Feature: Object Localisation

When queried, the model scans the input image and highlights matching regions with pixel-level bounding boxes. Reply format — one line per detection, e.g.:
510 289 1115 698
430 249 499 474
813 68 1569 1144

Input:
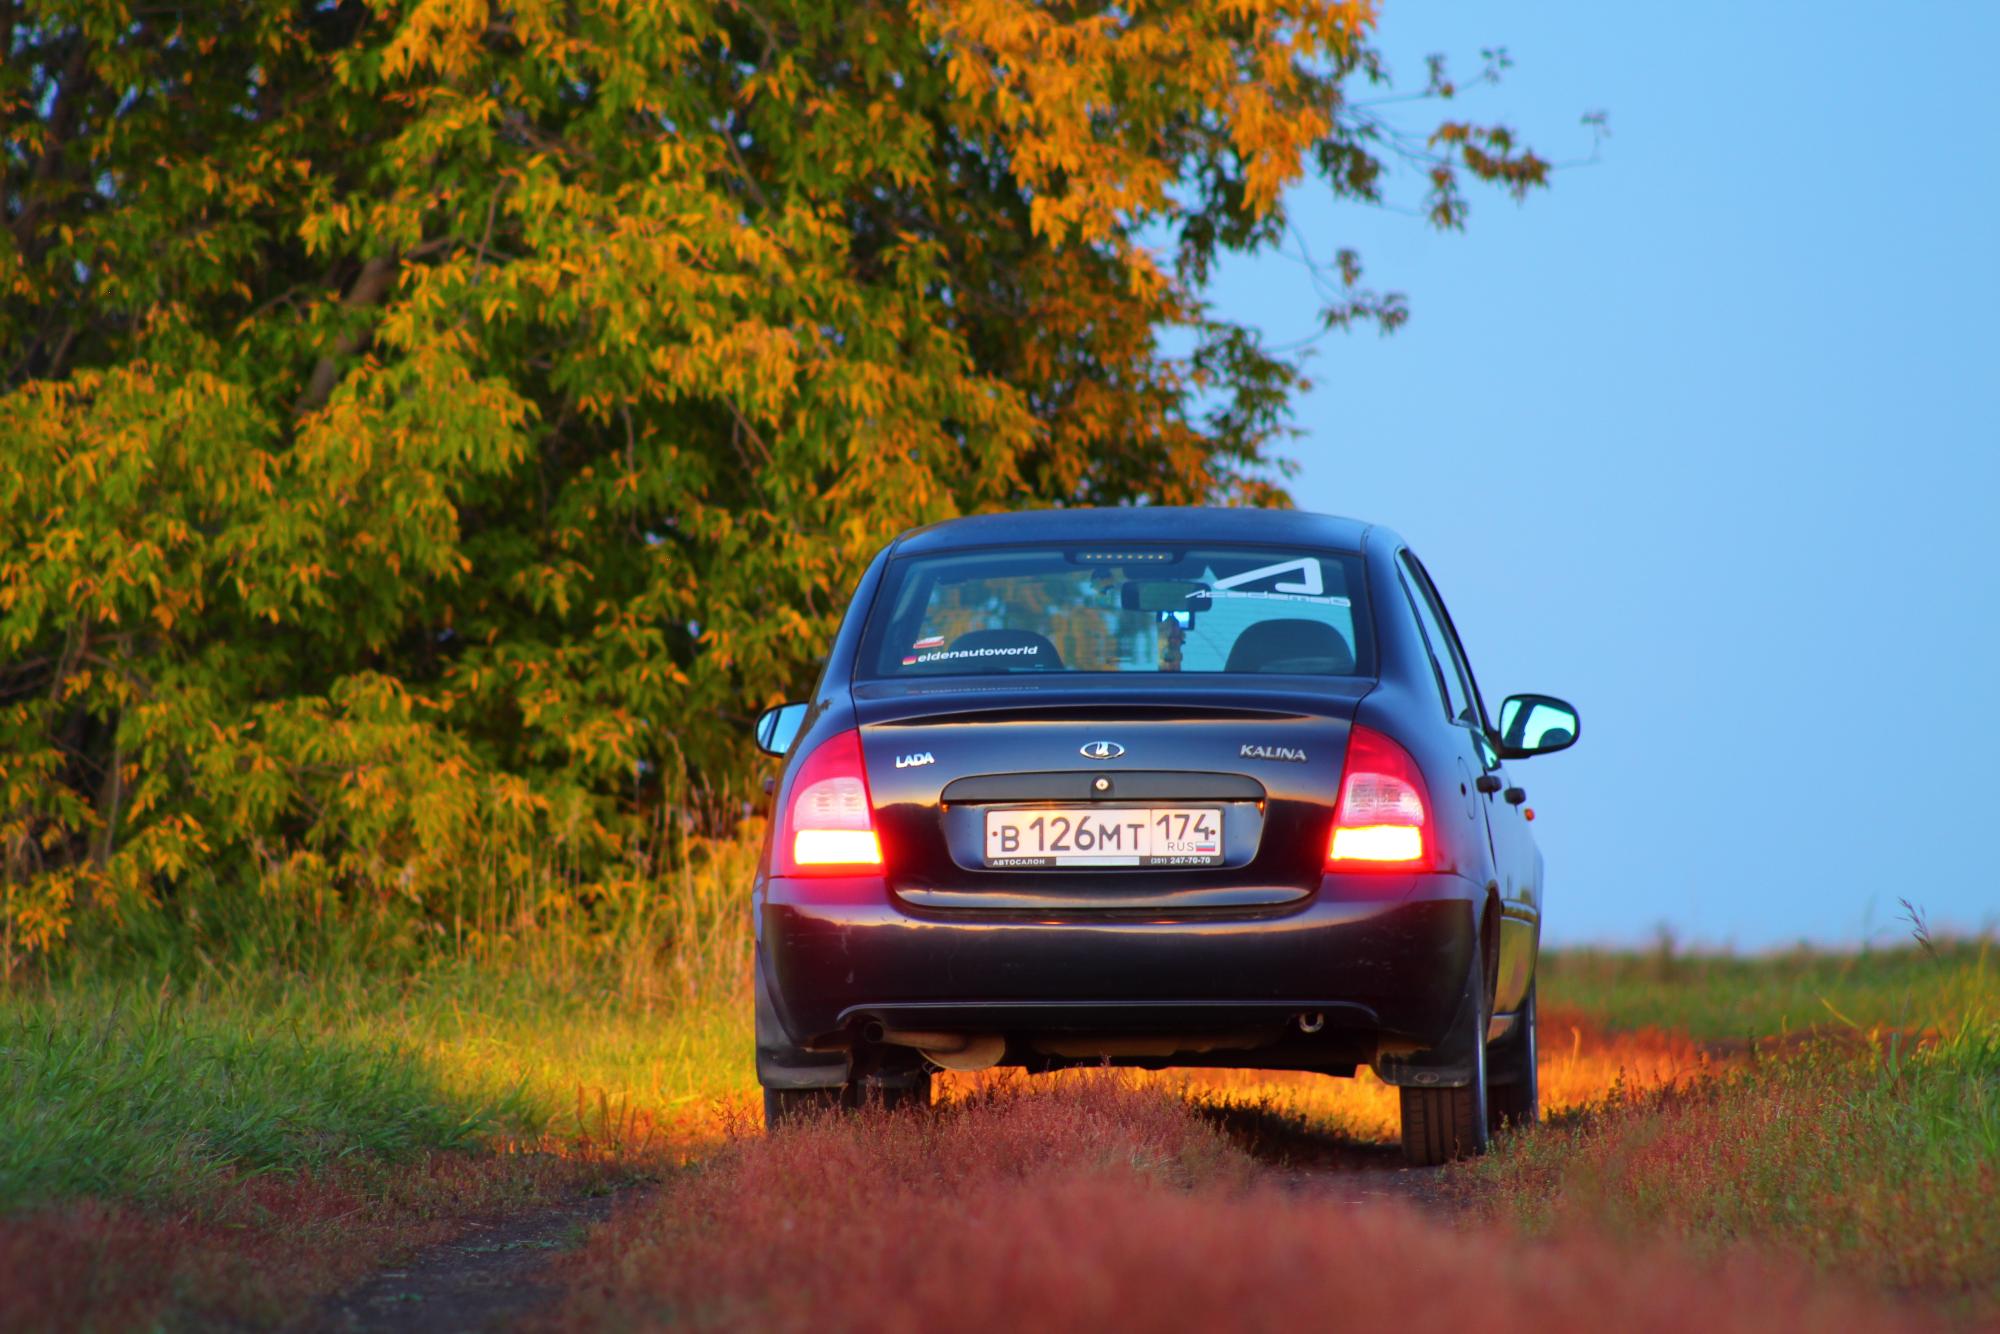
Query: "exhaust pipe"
868 1024 1005 1073
1297 1012 1326 1034
866 1024 968 1053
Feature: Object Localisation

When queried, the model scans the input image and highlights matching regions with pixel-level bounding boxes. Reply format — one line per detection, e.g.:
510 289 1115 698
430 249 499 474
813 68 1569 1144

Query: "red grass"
933 1006 1731 1149
546 1077 1944 1334
0 1149 621 1330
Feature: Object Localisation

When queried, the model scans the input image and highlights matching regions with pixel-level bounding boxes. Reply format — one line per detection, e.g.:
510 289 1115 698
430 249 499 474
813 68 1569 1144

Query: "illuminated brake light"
778 730 883 875
793 827 881 866
1328 725 1430 869
1330 825 1425 862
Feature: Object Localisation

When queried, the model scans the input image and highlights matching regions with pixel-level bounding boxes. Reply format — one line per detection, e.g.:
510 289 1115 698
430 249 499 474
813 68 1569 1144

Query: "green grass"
0 962 755 1213
1475 1027 2000 1304
0 828 762 1215
1483 943 2000 1311
0 986 524 1208
274 962 757 1134
1541 939 1994 1039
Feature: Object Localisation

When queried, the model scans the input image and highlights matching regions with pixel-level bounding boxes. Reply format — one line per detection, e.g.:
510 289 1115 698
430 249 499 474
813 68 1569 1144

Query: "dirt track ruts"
301 1109 1440 1332
301 1186 642 1334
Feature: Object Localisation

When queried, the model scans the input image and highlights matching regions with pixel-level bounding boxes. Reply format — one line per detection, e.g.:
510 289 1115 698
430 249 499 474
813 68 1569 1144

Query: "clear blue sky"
1203 2 2000 947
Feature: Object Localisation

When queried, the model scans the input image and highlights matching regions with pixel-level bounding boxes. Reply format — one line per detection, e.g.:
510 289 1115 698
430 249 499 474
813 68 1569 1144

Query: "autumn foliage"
0 1 1551 955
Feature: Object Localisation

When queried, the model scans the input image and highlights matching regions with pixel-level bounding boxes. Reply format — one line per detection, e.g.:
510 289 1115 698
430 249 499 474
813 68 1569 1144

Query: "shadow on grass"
0 985 534 1211
1189 1098 1405 1172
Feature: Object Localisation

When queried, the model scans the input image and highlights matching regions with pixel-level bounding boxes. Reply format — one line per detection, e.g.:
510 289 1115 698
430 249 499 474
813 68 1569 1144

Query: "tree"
0 0 1552 956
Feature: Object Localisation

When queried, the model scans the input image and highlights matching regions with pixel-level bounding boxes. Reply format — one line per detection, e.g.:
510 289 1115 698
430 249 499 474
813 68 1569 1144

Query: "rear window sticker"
1202 589 1351 607
1199 557 1350 607
902 645 1042 667
1212 556 1322 595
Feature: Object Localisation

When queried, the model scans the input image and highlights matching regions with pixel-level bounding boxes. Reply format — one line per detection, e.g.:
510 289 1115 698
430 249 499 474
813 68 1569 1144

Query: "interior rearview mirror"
754 702 809 757
1494 694 1579 759
1119 581 1210 614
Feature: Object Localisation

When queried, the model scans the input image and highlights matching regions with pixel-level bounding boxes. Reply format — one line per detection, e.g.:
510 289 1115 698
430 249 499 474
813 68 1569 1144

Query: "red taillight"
1327 724 1430 869
775 729 883 876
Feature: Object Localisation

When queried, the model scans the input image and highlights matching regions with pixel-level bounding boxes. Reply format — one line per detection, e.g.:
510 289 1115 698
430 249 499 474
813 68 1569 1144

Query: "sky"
1205 1 2000 947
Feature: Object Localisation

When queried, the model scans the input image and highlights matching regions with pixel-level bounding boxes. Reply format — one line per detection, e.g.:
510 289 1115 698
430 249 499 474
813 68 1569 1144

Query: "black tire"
1398 1076 1488 1166
1487 981 1540 1135
1398 933 1492 1166
762 1069 933 1130
861 1068 933 1113
764 1086 842 1128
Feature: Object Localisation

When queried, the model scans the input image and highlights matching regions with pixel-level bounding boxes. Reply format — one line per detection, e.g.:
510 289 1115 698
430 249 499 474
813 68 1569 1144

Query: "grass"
0 964 751 1329
1141 1007 1721 1145
935 937 2000 1317
1471 1027 1999 1302
0 834 762 1328
0 1147 619 1330
548 1079 1940 1334
26 835 1970 1217
1539 938 1992 1039
1473 942 2000 1313
3 838 1994 1328
0 828 762 1214
0 961 756 1213
0 988 526 1207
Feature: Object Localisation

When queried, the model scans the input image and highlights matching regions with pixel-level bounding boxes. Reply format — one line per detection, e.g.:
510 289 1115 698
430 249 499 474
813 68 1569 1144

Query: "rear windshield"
857 544 1373 679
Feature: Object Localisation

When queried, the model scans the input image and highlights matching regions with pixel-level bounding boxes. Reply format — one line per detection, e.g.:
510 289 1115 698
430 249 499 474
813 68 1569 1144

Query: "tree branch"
295 252 399 413
9 32 93 254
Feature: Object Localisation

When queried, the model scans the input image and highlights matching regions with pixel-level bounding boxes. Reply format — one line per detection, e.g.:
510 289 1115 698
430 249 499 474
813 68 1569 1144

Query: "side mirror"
1494 694 1579 760
754 702 809 757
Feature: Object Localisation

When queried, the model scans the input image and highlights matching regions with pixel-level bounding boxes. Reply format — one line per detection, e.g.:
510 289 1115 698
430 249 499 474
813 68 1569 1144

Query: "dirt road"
301 1109 1438 1333
304 1190 631 1334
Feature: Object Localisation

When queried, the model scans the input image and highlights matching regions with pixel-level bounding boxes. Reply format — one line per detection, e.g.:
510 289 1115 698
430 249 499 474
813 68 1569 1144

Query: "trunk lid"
854 679 1366 909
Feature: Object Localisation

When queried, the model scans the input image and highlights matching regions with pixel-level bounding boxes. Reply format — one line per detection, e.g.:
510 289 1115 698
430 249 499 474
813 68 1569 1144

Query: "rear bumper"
758 872 1480 1055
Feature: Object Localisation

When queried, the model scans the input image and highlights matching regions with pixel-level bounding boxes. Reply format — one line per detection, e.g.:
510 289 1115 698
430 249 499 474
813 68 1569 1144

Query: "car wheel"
1487 981 1540 1134
763 1086 843 1128
860 1068 933 1113
763 1069 934 1130
1397 933 1492 1166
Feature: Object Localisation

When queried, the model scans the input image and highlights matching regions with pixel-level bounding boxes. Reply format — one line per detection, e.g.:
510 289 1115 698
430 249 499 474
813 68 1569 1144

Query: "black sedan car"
750 508 1578 1163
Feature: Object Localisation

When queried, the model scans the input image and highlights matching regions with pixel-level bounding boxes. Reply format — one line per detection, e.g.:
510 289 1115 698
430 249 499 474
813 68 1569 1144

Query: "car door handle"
1504 786 1526 805
1474 775 1502 794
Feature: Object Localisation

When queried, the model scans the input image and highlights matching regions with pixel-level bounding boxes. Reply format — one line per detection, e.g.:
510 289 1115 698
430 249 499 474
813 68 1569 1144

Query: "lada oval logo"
1080 741 1126 760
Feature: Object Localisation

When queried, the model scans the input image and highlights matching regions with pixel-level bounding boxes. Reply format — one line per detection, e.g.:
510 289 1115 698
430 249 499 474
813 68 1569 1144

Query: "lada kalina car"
750 508 1578 1163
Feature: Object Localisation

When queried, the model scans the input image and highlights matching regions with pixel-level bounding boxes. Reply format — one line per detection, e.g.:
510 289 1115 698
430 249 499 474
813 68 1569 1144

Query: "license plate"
982 807 1223 868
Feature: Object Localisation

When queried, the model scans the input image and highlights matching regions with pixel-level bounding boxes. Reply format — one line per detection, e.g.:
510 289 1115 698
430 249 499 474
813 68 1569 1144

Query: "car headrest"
1224 619 1355 675
944 628 1065 671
